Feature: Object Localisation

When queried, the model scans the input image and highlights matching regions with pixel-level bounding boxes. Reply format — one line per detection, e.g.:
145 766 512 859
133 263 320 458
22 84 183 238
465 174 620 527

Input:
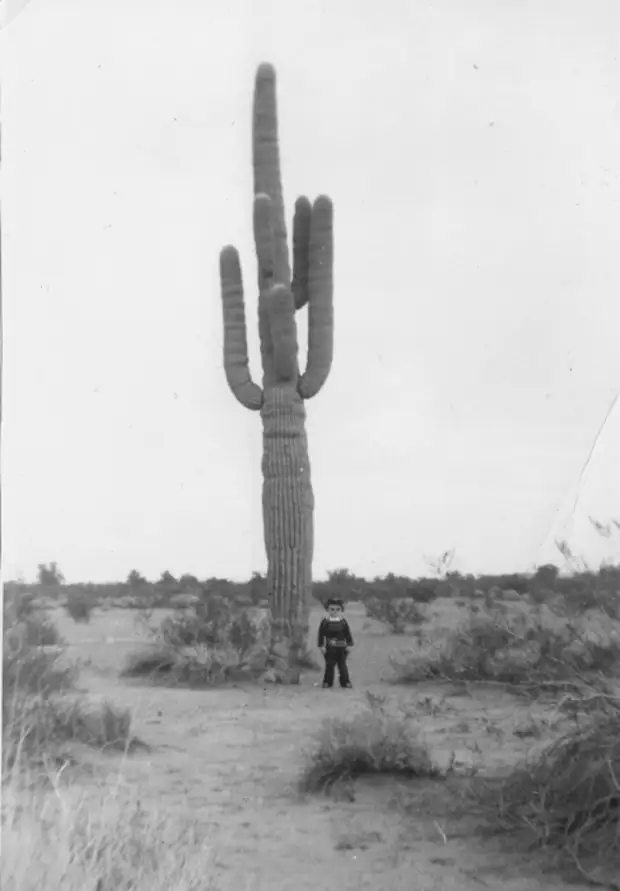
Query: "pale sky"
2 0 620 584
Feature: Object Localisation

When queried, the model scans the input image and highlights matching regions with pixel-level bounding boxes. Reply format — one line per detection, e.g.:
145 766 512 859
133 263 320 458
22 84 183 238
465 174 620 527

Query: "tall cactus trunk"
219 63 334 684
262 384 314 679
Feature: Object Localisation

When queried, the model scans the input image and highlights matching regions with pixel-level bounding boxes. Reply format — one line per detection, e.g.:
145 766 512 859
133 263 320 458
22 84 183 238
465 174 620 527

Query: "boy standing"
317 598 354 688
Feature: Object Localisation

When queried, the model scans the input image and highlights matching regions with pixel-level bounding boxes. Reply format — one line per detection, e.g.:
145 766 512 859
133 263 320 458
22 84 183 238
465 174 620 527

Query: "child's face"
328 604 343 617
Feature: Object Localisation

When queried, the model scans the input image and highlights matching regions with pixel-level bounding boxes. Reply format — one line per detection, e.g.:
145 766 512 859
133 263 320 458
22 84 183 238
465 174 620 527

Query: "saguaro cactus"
219 63 334 683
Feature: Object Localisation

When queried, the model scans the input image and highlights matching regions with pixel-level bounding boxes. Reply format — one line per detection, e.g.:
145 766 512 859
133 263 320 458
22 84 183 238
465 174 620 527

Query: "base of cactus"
261 666 302 685
260 617 310 685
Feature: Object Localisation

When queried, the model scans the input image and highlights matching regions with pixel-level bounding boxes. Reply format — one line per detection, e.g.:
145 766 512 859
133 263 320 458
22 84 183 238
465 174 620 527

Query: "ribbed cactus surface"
219 63 334 681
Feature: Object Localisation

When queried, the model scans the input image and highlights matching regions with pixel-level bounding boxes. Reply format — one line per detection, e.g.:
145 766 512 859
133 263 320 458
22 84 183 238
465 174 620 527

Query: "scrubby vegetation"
123 591 320 686
63 587 94 623
10 545 620 617
299 691 440 794
470 686 620 888
1 578 188 891
4 570 271 616
122 593 270 685
297 547 620 886
2 778 215 891
389 596 620 692
6 532 620 887
363 594 428 633
2 587 139 770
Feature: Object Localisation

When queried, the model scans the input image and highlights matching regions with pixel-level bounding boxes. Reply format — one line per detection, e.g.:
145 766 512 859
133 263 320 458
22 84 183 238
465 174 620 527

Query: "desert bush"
124 598 321 686
314 570 444 606
63 588 94 623
121 640 267 686
3 593 73 700
37 561 65 587
3 586 137 770
2 585 60 646
371 574 439 604
546 585 620 621
3 693 138 768
161 596 268 653
470 693 620 888
4 613 135 767
1 780 216 891
4 599 63 650
409 585 438 604
298 692 439 794
364 596 427 634
390 601 620 690
168 593 201 610
122 596 272 685
497 588 523 602
3 639 76 702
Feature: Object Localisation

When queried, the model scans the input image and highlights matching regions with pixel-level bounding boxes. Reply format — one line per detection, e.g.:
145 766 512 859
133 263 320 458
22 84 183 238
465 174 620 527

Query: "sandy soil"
50 601 597 891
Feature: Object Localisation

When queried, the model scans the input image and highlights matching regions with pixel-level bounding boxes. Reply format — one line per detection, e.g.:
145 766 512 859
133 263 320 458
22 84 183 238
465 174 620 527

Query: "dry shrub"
470 691 620 889
123 596 319 685
545 586 620 622
160 596 268 652
4 635 76 700
63 589 94 623
122 641 268 686
363 596 427 634
3 590 62 648
4 594 75 766
390 600 620 691
122 597 272 685
298 692 439 794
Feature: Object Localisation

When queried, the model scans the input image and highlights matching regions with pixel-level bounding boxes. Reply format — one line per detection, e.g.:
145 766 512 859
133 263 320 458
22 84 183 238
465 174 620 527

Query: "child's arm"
317 618 326 648
343 619 354 647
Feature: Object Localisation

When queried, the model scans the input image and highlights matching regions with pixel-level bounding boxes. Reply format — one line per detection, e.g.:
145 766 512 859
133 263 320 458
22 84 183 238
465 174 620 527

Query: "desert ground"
7 598 606 891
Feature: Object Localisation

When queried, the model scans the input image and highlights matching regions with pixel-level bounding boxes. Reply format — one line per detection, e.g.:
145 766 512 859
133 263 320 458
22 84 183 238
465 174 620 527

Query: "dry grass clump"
4 633 76 699
1 773 217 891
2 591 204 890
470 690 620 889
390 601 620 693
3 588 139 769
3 693 139 769
298 692 440 794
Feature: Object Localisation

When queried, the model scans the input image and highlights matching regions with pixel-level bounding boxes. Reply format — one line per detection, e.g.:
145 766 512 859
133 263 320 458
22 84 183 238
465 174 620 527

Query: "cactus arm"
253 63 290 286
297 195 334 400
253 193 277 387
254 193 299 387
291 196 312 310
253 193 275 288
219 245 264 410
267 285 298 382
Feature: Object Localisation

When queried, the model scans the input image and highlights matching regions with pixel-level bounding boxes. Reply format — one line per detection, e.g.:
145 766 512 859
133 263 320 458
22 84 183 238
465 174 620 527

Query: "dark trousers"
323 647 351 687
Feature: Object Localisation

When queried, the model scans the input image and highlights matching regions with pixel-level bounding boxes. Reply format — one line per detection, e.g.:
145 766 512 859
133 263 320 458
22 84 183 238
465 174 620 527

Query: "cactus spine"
219 63 334 682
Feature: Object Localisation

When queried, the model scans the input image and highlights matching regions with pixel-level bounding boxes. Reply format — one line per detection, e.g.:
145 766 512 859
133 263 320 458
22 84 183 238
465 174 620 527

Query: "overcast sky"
2 0 620 584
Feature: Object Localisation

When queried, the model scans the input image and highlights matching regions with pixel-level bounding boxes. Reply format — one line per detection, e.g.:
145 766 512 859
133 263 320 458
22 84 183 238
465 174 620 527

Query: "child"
317 598 354 688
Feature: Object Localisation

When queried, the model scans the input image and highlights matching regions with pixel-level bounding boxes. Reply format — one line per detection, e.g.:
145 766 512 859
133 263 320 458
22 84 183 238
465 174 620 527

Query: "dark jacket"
318 617 354 649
